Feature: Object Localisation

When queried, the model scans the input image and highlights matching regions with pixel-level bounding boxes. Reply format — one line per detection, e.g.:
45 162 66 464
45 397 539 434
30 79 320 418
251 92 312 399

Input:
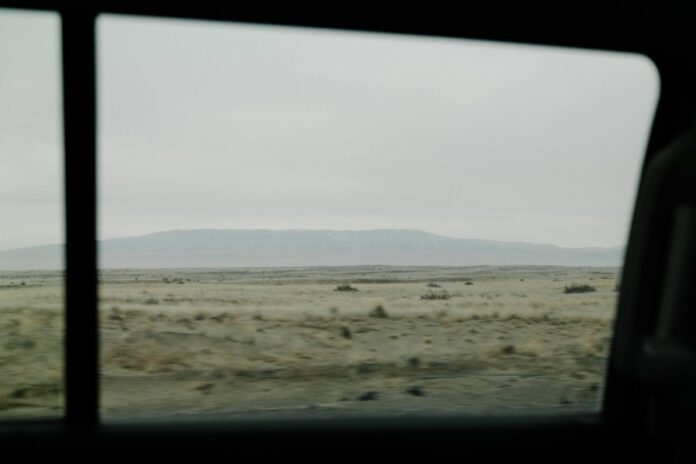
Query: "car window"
0 8 64 421
97 14 659 422
7 12 659 422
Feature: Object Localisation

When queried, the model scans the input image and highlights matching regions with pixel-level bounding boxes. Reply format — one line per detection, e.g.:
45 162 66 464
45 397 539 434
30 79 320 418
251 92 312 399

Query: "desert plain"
0 265 619 421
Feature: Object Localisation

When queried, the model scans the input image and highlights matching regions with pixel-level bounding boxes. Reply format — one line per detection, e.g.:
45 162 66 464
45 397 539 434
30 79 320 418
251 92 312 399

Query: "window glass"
0 8 64 420
95 14 658 420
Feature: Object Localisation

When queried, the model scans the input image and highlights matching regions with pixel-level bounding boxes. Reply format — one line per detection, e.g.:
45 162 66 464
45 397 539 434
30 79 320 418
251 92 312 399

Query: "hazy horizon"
1 10 659 252
0 228 624 270
0 226 626 253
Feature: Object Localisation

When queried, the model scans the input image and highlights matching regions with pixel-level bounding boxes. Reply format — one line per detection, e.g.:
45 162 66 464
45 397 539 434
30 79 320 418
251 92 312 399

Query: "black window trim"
0 1 692 450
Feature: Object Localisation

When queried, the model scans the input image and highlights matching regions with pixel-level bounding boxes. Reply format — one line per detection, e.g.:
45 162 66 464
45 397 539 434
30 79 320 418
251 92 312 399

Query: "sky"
1 9 660 251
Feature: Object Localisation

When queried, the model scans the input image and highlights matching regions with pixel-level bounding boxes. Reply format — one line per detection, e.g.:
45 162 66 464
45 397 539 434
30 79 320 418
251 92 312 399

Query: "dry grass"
334 284 358 292
103 339 194 373
368 304 389 319
564 283 596 294
420 289 451 300
0 265 619 419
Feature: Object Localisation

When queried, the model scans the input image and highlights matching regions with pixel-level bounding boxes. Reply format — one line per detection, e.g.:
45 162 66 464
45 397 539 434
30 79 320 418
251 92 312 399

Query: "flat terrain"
0 265 619 421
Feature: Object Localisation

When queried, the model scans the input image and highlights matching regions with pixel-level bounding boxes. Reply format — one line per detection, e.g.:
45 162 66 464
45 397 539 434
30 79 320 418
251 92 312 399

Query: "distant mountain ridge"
0 229 624 270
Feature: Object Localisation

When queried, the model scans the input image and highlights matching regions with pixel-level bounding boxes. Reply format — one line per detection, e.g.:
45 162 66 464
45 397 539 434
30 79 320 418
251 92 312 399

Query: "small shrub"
357 391 378 401
335 283 358 292
369 304 389 319
564 284 596 294
426 282 441 288
145 297 159 305
406 385 425 397
420 289 451 300
340 326 352 339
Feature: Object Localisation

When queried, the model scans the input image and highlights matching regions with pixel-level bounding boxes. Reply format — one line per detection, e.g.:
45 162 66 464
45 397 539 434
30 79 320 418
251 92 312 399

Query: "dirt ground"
0 265 619 421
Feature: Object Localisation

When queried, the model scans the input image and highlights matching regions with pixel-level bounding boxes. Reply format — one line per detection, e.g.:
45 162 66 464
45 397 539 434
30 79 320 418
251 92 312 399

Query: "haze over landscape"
0 228 624 270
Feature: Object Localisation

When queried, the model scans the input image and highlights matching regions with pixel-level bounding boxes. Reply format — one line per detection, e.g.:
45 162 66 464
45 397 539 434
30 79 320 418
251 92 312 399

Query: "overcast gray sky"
1 10 659 251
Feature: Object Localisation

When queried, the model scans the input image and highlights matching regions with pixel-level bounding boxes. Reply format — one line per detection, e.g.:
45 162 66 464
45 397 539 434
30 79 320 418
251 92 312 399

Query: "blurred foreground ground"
0 265 618 421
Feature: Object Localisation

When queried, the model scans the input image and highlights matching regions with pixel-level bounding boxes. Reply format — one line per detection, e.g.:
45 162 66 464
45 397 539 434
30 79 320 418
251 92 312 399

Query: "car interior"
1 2 695 461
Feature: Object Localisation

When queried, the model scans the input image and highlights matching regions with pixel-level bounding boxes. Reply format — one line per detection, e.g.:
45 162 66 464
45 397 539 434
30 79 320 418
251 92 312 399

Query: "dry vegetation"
564 283 596 294
0 265 619 421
